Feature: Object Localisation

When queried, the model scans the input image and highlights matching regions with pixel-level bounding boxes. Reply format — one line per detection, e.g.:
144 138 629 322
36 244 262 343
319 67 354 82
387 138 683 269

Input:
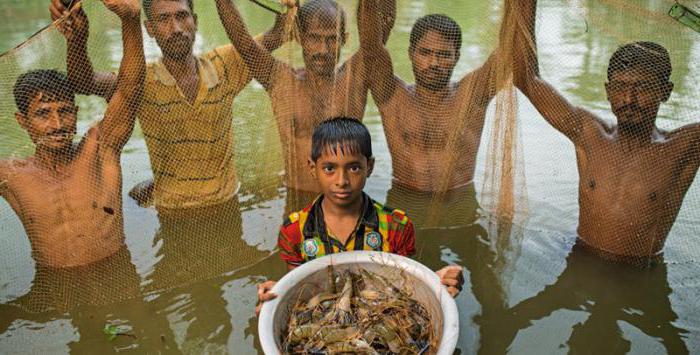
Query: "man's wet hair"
410 14 462 53
143 0 194 20
297 0 347 35
608 41 672 82
311 117 372 161
13 70 75 115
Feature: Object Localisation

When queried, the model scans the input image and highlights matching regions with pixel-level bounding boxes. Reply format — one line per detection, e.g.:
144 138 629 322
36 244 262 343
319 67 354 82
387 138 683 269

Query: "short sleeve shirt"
138 44 252 209
278 193 416 267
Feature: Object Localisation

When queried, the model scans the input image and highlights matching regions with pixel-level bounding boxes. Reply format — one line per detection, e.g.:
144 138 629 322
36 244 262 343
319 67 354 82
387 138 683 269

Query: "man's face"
605 68 673 135
300 17 346 77
17 93 78 153
410 31 459 91
145 0 197 60
309 147 374 209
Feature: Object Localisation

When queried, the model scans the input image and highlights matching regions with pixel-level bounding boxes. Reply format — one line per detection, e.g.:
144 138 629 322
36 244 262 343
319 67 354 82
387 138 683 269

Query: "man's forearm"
215 0 278 88
66 35 97 95
115 17 145 96
358 0 385 53
215 0 261 57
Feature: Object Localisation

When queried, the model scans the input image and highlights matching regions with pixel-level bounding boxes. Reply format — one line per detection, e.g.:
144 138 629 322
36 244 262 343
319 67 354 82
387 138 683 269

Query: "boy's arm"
512 0 602 142
215 0 285 91
98 0 146 153
278 220 305 268
359 0 401 106
50 0 118 99
392 219 416 257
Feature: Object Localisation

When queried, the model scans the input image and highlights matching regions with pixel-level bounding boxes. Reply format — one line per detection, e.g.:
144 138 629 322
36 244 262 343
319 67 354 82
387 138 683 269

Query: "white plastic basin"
258 251 459 354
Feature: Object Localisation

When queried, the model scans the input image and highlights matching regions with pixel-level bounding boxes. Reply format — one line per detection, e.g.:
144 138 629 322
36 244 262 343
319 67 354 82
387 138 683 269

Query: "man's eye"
349 166 361 173
322 167 334 173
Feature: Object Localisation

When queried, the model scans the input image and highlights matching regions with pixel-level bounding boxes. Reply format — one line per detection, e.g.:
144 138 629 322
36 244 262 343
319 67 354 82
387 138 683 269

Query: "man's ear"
15 112 28 130
308 158 317 179
367 157 375 177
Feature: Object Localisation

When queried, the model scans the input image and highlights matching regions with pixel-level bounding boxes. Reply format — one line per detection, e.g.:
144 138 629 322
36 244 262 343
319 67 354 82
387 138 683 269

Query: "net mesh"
0 0 699 352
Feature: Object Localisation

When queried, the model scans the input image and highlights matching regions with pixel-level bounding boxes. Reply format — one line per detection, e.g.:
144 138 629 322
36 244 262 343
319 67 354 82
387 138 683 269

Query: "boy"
256 117 464 313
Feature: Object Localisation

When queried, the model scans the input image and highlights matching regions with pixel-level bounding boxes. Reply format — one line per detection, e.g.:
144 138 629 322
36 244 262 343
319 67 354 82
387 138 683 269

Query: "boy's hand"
255 280 278 316
436 265 464 298
102 0 141 20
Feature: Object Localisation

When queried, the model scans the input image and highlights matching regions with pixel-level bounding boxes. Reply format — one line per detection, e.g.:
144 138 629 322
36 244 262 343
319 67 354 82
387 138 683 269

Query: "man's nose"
621 89 638 104
47 111 62 130
169 18 184 35
429 54 440 67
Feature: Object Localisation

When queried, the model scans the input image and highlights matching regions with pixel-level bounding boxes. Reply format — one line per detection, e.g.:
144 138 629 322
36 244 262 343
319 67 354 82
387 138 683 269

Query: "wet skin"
359 0 502 192
0 98 123 267
214 0 396 193
2 1 144 267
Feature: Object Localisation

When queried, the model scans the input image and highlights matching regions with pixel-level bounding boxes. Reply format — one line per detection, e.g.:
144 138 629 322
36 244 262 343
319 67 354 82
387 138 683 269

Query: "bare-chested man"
514 0 700 260
0 0 144 268
360 0 508 192
51 0 288 209
214 0 395 202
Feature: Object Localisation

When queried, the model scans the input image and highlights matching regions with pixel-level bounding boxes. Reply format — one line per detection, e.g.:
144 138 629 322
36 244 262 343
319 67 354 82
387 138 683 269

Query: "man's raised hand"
102 0 140 20
50 0 89 42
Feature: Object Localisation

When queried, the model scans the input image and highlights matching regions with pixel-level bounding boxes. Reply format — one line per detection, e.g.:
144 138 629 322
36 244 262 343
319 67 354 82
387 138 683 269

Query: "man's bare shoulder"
572 109 616 142
664 122 700 155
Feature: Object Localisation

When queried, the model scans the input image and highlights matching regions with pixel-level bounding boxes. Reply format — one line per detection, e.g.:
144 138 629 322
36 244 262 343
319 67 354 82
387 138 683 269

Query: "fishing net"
0 0 698 353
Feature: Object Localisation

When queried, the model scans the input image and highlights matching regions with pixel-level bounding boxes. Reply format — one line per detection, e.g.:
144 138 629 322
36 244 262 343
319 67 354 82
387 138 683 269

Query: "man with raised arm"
50 0 288 209
513 0 700 262
360 0 509 194
0 0 144 268
214 0 395 210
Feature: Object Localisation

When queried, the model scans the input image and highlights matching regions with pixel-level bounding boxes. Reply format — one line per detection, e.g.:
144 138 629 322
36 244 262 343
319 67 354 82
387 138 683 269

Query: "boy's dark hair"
311 117 372 161
608 41 671 81
143 0 194 20
409 14 462 53
297 0 346 35
13 70 75 115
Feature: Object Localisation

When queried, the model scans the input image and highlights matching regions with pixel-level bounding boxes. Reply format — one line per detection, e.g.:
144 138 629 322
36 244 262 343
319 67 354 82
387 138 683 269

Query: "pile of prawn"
282 265 436 354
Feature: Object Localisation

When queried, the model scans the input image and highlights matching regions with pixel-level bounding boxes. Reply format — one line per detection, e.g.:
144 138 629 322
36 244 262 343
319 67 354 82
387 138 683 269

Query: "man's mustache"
311 54 333 62
165 34 191 44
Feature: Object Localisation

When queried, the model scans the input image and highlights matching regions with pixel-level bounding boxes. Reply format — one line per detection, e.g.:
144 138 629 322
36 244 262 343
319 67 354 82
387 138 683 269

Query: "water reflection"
386 184 510 354
0 241 174 352
141 196 272 352
501 243 689 354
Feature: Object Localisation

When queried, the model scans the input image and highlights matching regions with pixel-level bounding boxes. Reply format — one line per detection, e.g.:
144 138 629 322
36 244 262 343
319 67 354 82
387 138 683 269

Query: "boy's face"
16 92 78 152
309 146 374 209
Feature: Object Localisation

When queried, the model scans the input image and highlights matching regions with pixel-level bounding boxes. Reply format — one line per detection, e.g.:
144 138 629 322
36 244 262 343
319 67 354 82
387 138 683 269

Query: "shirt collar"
151 55 220 89
302 193 378 238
